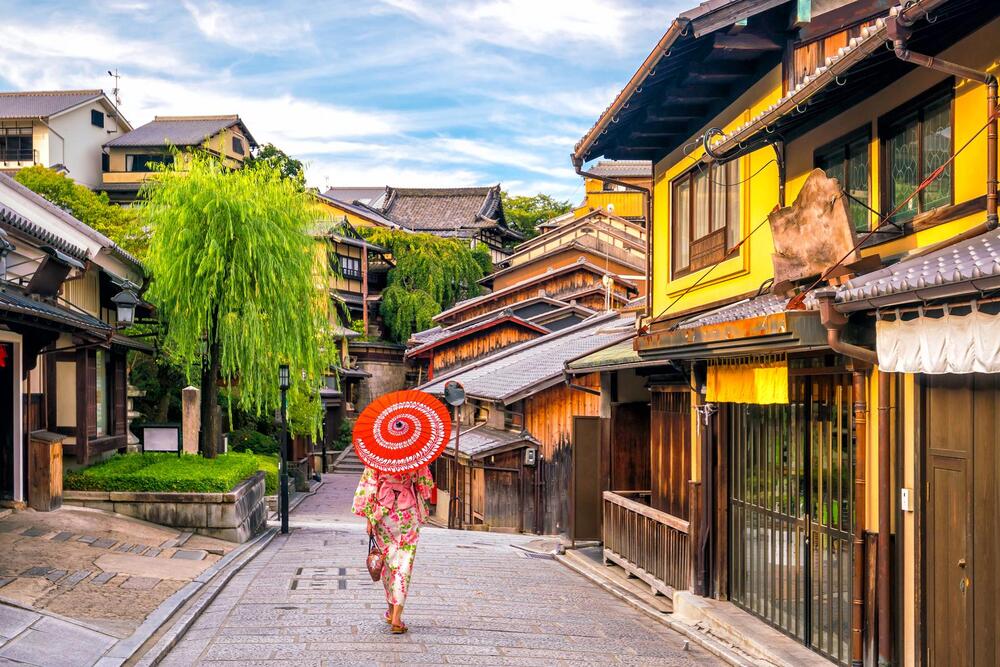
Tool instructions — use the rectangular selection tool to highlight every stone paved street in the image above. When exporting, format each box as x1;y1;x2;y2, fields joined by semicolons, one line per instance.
159;472;722;666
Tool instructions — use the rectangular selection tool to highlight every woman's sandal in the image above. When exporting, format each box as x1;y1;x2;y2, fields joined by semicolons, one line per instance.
390;622;408;634
383;612;392;624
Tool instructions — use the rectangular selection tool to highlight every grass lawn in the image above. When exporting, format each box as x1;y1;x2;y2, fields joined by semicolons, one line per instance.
65;452;279;494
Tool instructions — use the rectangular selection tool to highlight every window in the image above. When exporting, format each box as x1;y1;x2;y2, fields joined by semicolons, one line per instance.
0;124;33;162
126;154;173;172
602;182;627;192
816;128;870;232
95;350;108;437
671;160;741;277
882;88;953;224
101;152;109;172
91;109;105;128
336;254;362;280
232;136;245;155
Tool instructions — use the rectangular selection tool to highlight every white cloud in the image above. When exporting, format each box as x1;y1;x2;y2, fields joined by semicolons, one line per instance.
182;1;313;54
306;159;487;192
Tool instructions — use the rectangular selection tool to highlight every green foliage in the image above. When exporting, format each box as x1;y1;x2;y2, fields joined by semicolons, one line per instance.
245;143;306;190
333;418;355;451
64;453;263;493
501;191;572;239
255;454;279;494
129;353;186;423
141;154;336;440
229;428;279;456
15;166;147;257
360;229;493;342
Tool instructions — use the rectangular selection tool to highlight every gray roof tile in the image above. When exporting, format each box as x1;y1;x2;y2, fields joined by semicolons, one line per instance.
105;115;257;149
675;294;790;329
586;160;652;178
0;90;102;119
420;312;631;403
446;424;538;458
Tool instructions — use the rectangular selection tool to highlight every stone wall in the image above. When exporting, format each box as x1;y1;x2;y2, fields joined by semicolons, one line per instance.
355;360;408;410
63;471;266;543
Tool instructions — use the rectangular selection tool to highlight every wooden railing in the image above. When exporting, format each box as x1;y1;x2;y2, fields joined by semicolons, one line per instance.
602;490;690;598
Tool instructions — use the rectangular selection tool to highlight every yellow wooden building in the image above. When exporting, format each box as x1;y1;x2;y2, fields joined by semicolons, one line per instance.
569;0;1000;665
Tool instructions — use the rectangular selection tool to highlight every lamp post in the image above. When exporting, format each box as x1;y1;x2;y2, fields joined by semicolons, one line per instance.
443;381;466;529
278;364;290;534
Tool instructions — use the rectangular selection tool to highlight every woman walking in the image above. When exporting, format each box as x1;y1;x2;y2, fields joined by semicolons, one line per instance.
353;464;434;634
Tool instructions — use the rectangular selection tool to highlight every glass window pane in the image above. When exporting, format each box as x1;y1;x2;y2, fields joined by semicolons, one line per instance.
726;160;741;249
922;99;952;211
692;168;710;240
95;350;107;437
711;164;726;233
889;121;919;222
673;178;690;270
847;139;869;232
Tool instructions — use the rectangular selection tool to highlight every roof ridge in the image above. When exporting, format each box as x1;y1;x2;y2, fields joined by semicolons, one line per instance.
152;114;240;121
0;89;102;97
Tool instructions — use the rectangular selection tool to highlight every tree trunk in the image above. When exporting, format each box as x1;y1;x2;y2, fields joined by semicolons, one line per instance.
200;308;221;458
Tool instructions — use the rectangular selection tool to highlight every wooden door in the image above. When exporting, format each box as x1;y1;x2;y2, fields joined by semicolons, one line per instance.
0;342;13;499
571;416;601;542
925;374;1000;666
610;402;650;492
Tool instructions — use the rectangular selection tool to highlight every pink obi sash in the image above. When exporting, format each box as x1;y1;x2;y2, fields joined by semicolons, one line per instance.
376;477;416;511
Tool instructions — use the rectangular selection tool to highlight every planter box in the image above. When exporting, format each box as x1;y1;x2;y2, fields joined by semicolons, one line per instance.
64;471;266;543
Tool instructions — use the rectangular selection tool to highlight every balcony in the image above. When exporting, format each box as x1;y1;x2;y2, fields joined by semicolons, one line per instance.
0;148;38;165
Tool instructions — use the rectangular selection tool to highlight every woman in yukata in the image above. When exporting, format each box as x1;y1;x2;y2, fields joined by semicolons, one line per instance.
352;464;434;634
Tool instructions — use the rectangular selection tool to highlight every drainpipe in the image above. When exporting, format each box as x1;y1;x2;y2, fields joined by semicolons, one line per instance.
876;367;892;667
573;158;653;320
815;288;878;366
889;8;998;230
851;370;868;667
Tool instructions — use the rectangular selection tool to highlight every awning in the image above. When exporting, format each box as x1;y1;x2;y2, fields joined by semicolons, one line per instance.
440;424;539;461
0;284;111;336
566;338;646;374
111;334;154;354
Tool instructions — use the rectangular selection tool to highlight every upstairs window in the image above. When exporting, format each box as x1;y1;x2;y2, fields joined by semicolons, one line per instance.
336;254;362;280
125;154;173;172
91;109;105;128
671;161;741;277
0;124;33;162
816;127;870;232
881;87;953;224
232;136;245;155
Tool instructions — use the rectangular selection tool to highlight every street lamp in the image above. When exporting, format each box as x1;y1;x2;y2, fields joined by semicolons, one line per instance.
112;282;140;327
278;364;290;534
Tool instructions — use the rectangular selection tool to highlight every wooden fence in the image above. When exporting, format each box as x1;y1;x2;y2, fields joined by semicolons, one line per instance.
602;490;690;597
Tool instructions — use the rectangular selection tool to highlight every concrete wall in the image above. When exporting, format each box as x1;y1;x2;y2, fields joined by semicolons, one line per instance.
48;102;124;188
64;471;266;543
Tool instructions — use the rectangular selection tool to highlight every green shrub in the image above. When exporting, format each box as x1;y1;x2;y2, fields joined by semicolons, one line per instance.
255;454;279;495
64;452;263;493
333;418;354;451
229;428;279;456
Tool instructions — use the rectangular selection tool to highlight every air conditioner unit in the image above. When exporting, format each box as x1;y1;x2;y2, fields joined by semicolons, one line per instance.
524;448;537;467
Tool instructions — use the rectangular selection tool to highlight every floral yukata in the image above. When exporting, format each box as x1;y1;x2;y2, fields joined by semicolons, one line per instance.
352;465;434;606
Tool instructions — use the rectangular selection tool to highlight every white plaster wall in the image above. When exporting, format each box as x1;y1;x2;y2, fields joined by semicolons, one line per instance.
48;102;118;189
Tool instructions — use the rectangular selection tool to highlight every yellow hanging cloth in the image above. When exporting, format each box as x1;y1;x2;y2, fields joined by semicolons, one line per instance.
706;359;789;404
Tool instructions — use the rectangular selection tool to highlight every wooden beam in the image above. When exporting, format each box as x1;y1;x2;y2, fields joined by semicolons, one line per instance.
711;32;782;53
688;0;789;37
645;107;708;123
684;62;749;82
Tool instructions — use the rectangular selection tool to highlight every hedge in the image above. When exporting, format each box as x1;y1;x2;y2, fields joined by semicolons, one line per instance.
256;454;279;495
65;452;268;494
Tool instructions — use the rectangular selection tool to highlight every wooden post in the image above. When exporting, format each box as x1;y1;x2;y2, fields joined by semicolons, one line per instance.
28;432;63;511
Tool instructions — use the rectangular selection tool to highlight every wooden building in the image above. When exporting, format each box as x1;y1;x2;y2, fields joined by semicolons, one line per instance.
571;0;1000;664
566;160;652;227
421;312;632;536
0;172;148;505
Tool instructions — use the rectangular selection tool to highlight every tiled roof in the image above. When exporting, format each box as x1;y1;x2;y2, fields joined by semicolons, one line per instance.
316;193;398;228
674;294;791;330
420;313;632;403
835;227;1000;311
434;258;638;323
0;283;110;333
446;424;538;459
0;202;87;260
566;338;641;373
586;160;652;179
106;115;257;149
377;186;518;237
323;187;385;206
405;311;548;358
0;90;103;119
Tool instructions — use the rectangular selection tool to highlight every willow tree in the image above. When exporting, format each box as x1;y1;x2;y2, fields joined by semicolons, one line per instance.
142;155;334;456
361;228;493;342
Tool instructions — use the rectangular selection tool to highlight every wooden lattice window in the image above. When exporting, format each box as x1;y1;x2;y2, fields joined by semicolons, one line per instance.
815;126;871;232
671;161;740;278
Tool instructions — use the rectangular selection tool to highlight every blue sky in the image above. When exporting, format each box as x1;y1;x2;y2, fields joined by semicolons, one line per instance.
3;1;687;202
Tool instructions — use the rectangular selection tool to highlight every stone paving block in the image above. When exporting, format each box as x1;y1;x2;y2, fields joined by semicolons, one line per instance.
22;566;51;577
22;527;50;537
0;577;13;589
144;547;162;558
0;522;20;533
0;604;38;641
44;569;68;583
90;537;118;549
51;531;75;542
172;549;206;561
129;544;149;554
120;576;160;590
0;615;115;667
61;570;92;587
115;543;135;552
91;571;117;585
77;535;97;544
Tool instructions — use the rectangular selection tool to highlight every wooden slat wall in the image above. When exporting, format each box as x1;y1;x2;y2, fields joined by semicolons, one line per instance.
113;352;127;437
650;387;691;521
432;324;542;374
525;377;600;460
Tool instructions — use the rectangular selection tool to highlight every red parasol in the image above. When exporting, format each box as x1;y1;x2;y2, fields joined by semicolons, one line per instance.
352;390;452;474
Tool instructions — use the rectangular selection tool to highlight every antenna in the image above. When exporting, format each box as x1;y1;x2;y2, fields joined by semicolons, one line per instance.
107;69;121;107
